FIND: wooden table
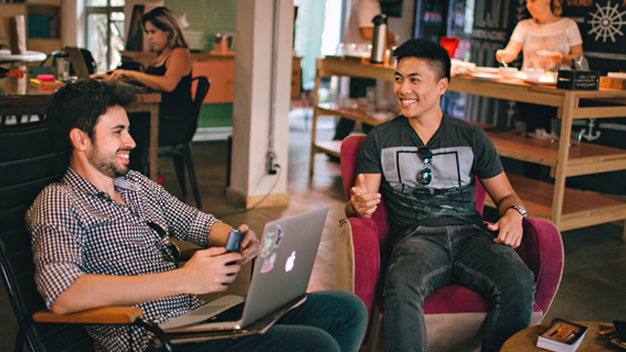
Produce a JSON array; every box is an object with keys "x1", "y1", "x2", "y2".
[
  {"x1": 310, "y1": 57, "x2": 626, "y2": 237},
  {"x1": 501, "y1": 321, "x2": 619, "y2": 351},
  {"x1": 0, "y1": 73, "x2": 162, "y2": 181}
]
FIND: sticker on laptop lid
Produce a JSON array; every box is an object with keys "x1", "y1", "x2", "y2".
[
  {"x1": 260, "y1": 222, "x2": 287, "y2": 257},
  {"x1": 261, "y1": 252, "x2": 277, "y2": 273}
]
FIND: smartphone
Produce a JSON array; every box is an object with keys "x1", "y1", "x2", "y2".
[
  {"x1": 224, "y1": 230, "x2": 245, "y2": 272},
  {"x1": 614, "y1": 320, "x2": 626, "y2": 343},
  {"x1": 225, "y1": 230, "x2": 245, "y2": 253}
]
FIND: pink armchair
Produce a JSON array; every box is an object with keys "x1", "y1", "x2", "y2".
[{"x1": 336, "y1": 135, "x2": 564, "y2": 351}]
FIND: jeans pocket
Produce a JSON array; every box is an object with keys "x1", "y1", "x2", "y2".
[{"x1": 394, "y1": 225, "x2": 422, "y2": 247}]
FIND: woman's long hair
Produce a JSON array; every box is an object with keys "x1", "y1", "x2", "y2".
[
  {"x1": 141, "y1": 7, "x2": 189, "y2": 53},
  {"x1": 551, "y1": 0, "x2": 563, "y2": 16}
]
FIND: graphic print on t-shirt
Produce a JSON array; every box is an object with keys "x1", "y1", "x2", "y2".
[{"x1": 381, "y1": 145, "x2": 474, "y2": 191}]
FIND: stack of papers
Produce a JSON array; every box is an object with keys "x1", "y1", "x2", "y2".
[
  {"x1": 537, "y1": 318, "x2": 588, "y2": 352},
  {"x1": 29, "y1": 78, "x2": 65, "y2": 88},
  {"x1": 607, "y1": 72, "x2": 626, "y2": 80}
]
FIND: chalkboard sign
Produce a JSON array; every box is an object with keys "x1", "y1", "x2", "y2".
[{"x1": 562, "y1": 0, "x2": 626, "y2": 75}]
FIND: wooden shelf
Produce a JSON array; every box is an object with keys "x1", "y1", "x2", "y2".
[
  {"x1": 0, "y1": 0, "x2": 62, "y2": 54},
  {"x1": 316, "y1": 103, "x2": 395, "y2": 126},
  {"x1": 484, "y1": 130, "x2": 626, "y2": 175},
  {"x1": 313, "y1": 141, "x2": 343, "y2": 157},
  {"x1": 485, "y1": 174, "x2": 626, "y2": 231}
]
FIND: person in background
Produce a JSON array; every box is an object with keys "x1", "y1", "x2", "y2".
[
  {"x1": 94, "y1": 7, "x2": 194, "y2": 173},
  {"x1": 496, "y1": 0, "x2": 582, "y2": 133},
  {"x1": 346, "y1": 38, "x2": 535, "y2": 352},
  {"x1": 27, "y1": 79, "x2": 368, "y2": 352},
  {"x1": 333, "y1": 0, "x2": 397, "y2": 144}
]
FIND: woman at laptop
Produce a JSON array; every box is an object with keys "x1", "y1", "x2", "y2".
[{"x1": 93, "y1": 6, "x2": 193, "y2": 172}]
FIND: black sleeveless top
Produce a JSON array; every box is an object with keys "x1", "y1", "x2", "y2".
[{"x1": 145, "y1": 56, "x2": 193, "y2": 146}]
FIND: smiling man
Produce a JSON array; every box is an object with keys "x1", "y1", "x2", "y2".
[
  {"x1": 345, "y1": 39, "x2": 536, "y2": 352},
  {"x1": 27, "y1": 80, "x2": 367, "y2": 352}
]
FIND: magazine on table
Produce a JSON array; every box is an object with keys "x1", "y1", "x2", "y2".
[{"x1": 536, "y1": 318, "x2": 588, "y2": 352}]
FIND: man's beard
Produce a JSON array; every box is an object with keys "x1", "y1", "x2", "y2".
[{"x1": 88, "y1": 145, "x2": 131, "y2": 178}]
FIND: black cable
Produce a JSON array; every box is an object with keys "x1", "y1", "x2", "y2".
[{"x1": 218, "y1": 164, "x2": 282, "y2": 219}]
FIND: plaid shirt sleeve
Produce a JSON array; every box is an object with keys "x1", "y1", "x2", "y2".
[
  {"x1": 146, "y1": 177, "x2": 221, "y2": 248},
  {"x1": 27, "y1": 184, "x2": 86, "y2": 310}
]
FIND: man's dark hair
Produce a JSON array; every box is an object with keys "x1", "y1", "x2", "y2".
[
  {"x1": 393, "y1": 38, "x2": 451, "y2": 82},
  {"x1": 46, "y1": 80, "x2": 136, "y2": 156}
]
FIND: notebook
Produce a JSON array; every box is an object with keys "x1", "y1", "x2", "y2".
[
  {"x1": 65, "y1": 46, "x2": 91, "y2": 80},
  {"x1": 159, "y1": 207, "x2": 329, "y2": 341}
]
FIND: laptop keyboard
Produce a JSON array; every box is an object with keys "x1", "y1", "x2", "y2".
[{"x1": 200, "y1": 301, "x2": 245, "y2": 324}]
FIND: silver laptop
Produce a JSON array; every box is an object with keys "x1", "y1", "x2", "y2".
[
  {"x1": 65, "y1": 46, "x2": 91, "y2": 80},
  {"x1": 159, "y1": 207, "x2": 329, "y2": 335}
]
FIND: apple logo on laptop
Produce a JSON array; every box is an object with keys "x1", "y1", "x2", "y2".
[{"x1": 285, "y1": 251, "x2": 296, "y2": 272}]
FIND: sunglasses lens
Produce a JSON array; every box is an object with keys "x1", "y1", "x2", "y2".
[
  {"x1": 167, "y1": 242, "x2": 181, "y2": 263},
  {"x1": 419, "y1": 167, "x2": 432, "y2": 185}
]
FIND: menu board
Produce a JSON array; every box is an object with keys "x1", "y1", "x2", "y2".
[{"x1": 562, "y1": 0, "x2": 626, "y2": 74}]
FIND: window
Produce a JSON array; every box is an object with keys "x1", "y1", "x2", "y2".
[{"x1": 85, "y1": 0, "x2": 125, "y2": 72}]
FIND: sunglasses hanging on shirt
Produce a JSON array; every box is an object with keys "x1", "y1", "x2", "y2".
[
  {"x1": 417, "y1": 147, "x2": 433, "y2": 186},
  {"x1": 147, "y1": 221, "x2": 181, "y2": 264}
]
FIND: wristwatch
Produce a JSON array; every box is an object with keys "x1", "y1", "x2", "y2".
[{"x1": 507, "y1": 205, "x2": 527, "y2": 218}]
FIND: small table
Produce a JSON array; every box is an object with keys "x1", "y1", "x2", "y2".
[{"x1": 501, "y1": 321, "x2": 619, "y2": 351}]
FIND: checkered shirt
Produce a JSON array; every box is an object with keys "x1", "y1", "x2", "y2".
[{"x1": 26, "y1": 168, "x2": 221, "y2": 352}]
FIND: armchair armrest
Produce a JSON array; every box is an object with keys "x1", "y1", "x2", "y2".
[
  {"x1": 336, "y1": 217, "x2": 381, "y2": 318},
  {"x1": 33, "y1": 306, "x2": 175, "y2": 352},
  {"x1": 517, "y1": 217, "x2": 564, "y2": 314},
  {"x1": 33, "y1": 307, "x2": 143, "y2": 324}
]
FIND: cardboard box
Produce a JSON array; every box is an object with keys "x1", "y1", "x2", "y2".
[{"x1": 600, "y1": 76, "x2": 626, "y2": 90}]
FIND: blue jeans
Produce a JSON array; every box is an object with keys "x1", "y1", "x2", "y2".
[
  {"x1": 152, "y1": 290, "x2": 367, "y2": 352},
  {"x1": 383, "y1": 224, "x2": 535, "y2": 352}
]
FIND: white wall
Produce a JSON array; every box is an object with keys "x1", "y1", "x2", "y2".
[{"x1": 229, "y1": 0, "x2": 292, "y2": 205}]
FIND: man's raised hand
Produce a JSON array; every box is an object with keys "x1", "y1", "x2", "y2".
[{"x1": 348, "y1": 174, "x2": 381, "y2": 218}]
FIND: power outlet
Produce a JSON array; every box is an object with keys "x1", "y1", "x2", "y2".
[{"x1": 266, "y1": 151, "x2": 278, "y2": 175}]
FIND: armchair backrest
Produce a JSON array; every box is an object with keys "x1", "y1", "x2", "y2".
[
  {"x1": 0, "y1": 121, "x2": 94, "y2": 351},
  {"x1": 340, "y1": 134, "x2": 487, "y2": 253}
]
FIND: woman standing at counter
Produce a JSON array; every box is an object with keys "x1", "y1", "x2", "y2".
[
  {"x1": 97, "y1": 6, "x2": 193, "y2": 172},
  {"x1": 496, "y1": 0, "x2": 583, "y2": 72},
  {"x1": 496, "y1": 0, "x2": 583, "y2": 178}
]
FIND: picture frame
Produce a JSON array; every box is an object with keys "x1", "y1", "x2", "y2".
[{"x1": 125, "y1": 4, "x2": 144, "y2": 51}]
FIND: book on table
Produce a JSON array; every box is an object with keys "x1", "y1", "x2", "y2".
[{"x1": 536, "y1": 318, "x2": 588, "y2": 352}]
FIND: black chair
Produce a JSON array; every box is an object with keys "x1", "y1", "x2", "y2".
[
  {"x1": 0, "y1": 121, "x2": 173, "y2": 352},
  {"x1": 156, "y1": 76, "x2": 210, "y2": 209}
]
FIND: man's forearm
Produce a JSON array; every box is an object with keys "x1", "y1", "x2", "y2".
[
  {"x1": 51, "y1": 270, "x2": 187, "y2": 314},
  {"x1": 497, "y1": 194, "x2": 524, "y2": 217},
  {"x1": 345, "y1": 202, "x2": 356, "y2": 218},
  {"x1": 207, "y1": 222, "x2": 235, "y2": 247}
]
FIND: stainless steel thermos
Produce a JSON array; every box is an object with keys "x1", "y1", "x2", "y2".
[{"x1": 370, "y1": 14, "x2": 387, "y2": 64}]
